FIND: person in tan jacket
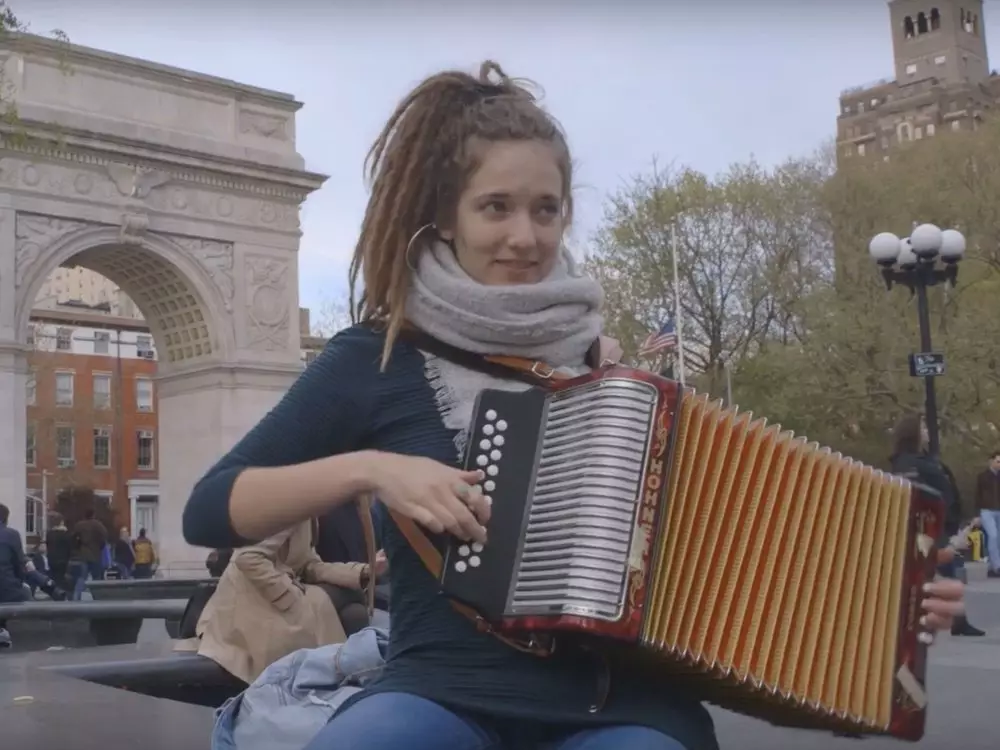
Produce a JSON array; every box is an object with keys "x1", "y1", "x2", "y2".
[{"x1": 192, "y1": 518, "x2": 385, "y2": 685}]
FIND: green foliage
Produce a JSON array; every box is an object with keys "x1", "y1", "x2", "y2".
[{"x1": 589, "y1": 121, "x2": 1000, "y2": 501}]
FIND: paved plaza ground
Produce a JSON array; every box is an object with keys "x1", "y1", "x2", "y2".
[{"x1": 5, "y1": 571, "x2": 999, "y2": 748}]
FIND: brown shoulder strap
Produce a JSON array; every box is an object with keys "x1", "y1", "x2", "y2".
[{"x1": 356, "y1": 495, "x2": 377, "y2": 618}]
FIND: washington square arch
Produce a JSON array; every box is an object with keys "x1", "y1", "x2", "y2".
[{"x1": 0, "y1": 34, "x2": 326, "y2": 567}]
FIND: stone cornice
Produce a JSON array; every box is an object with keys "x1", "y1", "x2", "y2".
[
  {"x1": 2, "y1": 131, "x2": 327, "y2": 202},
  {"x1": 4, "y1": 33, "x2": 303, "y2": 113}
]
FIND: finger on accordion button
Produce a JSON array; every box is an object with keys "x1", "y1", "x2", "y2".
[
  {"x1": 472, "y1": 542, "x2": 484, "y2": 553},
  {"x1": 484, "y1": 496, "x2": 493, "y2": 506}
]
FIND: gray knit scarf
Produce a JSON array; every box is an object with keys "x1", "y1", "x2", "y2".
[{"x1": 404, "y1": 239, "x2": 604, "y2": 457}]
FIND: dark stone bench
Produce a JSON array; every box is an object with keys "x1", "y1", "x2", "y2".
[
  {"x1": 43, "y1": 650, "x2": 247, "y2": 708},
  {"x1": 88, "y1": 577, "x2": 215, "y2": 601},
  {"x1": 0, "y1": 599, "x2": 188, "y2": 651}
]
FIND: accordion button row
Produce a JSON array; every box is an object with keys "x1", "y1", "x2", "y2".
[{"x1": 455, "y1": 412, "x2": 509, "y2": 574}]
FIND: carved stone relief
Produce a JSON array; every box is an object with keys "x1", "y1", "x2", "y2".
[
  {"x1": 168, "y1": 235, "x2": 235, "y2": 312},
  {"x1": 14, "y1": 213, "x2": 95, "y2": 287},
  {"x1": 0, "y1": 155, "x2": 302, "y2": 234},
  {"x1": 244, "y1": 254, "x2": 290, "y2": 351},
  {"x1": 238, "y1": 109, "x2": 289, "y2": 141}
]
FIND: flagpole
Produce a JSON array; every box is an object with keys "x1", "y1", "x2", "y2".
[{"x1": 671, "y1": 222, "x2": 686, "y2": 387}]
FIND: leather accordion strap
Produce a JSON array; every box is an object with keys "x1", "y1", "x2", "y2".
[
  {"x1": 355, "y1": 494, "x2": 378, "y2": 618},
  {"x1": 388, "y1": 328, "x2": 577, "y2": 656}
]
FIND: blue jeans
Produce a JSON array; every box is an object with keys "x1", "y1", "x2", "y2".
[
  {"x1": 69, "y1": 561, "x2": 106, "y2": 600},
  {"x1": 303, "y1": 692, "x2": 687, "y2": 750},
  {"x1": 980, "y1": 509, "x2": 1000, "y2": 572}
]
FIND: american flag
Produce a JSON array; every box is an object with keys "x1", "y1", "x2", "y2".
[{"x1": 638, "y1": 319, "x2": 678, "y2": 358}]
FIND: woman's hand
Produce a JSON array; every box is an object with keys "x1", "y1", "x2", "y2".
[
  {"x1": 922, "y1": 547, "x2": 966, "y2": 641},
  {"x1": 362, "y1": 452, "x2": 490, "y2": 544}
]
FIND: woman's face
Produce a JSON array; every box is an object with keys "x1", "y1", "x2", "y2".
[{"x1": 443, "y1": 140, "x2": 566, "y2": 286}]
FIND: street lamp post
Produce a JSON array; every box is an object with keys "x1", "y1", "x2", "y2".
[{"x1": 868, "y1": 223, "x2": 967, "y2": 457}]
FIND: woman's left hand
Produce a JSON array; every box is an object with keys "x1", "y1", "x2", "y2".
[
  {"x1": 923, "y1": 548, "x2": 965, "y2": 638},
  {"x1": 373, "y1": 549, "x2": 389, "y2": 578}
]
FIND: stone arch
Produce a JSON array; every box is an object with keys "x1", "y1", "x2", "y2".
[{"x1": 16, "y1": 222, "x2": 235, "y2": 368}]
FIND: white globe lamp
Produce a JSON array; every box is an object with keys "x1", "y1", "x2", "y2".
[
  {"x1": 939, "y1": 229, "x2": 966, "y2": 263},
  {"x1": 910, "y1": 223, "x2": 943, "y2": 260},
  {"x1": 897, "y1": 237, "x2": 918, "y2": 268},
  {"x1": 868, "y1": 232, "x2": 901, "y2": 265}
]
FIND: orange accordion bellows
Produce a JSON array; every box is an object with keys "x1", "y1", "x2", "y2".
[{"x1": 440, "y1": 367, "x2": 945, "y2": 741}]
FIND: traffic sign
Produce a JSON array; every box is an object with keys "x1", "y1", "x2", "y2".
[{"x1": 909, "y1": 352, "x2": 945, "y2": 378}]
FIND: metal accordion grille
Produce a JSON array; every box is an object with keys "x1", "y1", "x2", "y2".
[{"x1": 507, "y1": 378, "x2": 658, "y2": 619}]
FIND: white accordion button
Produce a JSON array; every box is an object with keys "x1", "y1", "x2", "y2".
[
  {"x1": 485, "y1": 409, "x2": 497, "y2": 421},
  {"x1": 455, "y1": 561, "x2": 468, "y2": 573},
  {"x1": 458, "y1": 545, "x2": 470, "y2": 557},
  {"x1": 496, "y1": 419, "x2": 508, "y2": 432},
  {"x1": 486, "y1": 465, "x2": 498, "y2": 477},
  {"x1": 484, "y1": 480, "x2": 495, "y2": 492},
  {"x1": 469, "y1": 556, "x2": 481, "y2": 568},
  {"x1": 493, "y1": 435, "x2": 505, "y2": 447},
  {"x1": 476, "y1": 454, "x2": 488, "y2": 467},
  {"x1": 482, "y1": 424, "x2": 495, "y2": 436},
  {"x1": 472, "y1": 542, "x2": 484, "y2": 553},
  {"x1": 479, "y1": 438, "x2": 491, "y2": 450},
  {"x1": 490, "y1": 449, "x2": 502, "y2": 461}
]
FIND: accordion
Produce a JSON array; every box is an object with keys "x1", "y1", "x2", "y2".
[{"x1": 440, "y1": 366, "x2": 943, "y2": 741}]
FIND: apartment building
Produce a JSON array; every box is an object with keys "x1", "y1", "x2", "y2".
[{"x1": 837, "y1": 0, "x2": 999, "y2": 163}]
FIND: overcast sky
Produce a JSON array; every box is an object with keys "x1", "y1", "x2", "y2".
[{"x1": 20, "y1": 0, "x2": 1000, "y2": 314}]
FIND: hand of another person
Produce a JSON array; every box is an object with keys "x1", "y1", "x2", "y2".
[
  {"x1": 366, "y1": 452, "x2": 490, "y2": 544},
  {"x1": 922, "y1": 547, "x2": 965, "y2": 640},
  {"x1": 373, "y1": 549, "x2": 389, "y2": 578}
]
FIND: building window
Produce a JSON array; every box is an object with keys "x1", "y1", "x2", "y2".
[
  {"x1": 952, "y1": 119, "x2": 962, "y2": 131},
  {"x1": 930, "y1": 8, "x2": 941, "y2": 31},
  {"x1": 915, "y1": 126, "x2": 924, "y2": 139},
  {"x1": 93, "y1": 426, "x2": 112, "y2": 469},
  {"x1": 56, "y1": 425, "x2": 75, "y2": 466},
  {"x1": 137, "y1": 430, "x2": 155, "y2": 470},
  {"x1": 56, "y1": 328, "x2": 72, "y2": 351},
  {"x1": 906, "y1": 63, "x2": 918, "y2": 76},
  {"x1": 904, "y1": 15, "x2": 915, "y2": 38},
  {"x1": 25, "y1": 494, "x2": 44, "y2": 537},
  {"x1": 26, "y1": 324, "x2": 35, "y2": 348},
  {"x1": 94, "y1": 331, "x2": 110, "y2": 354},
  {"x1": 55, "y1": 371, "x2": 74, "y2": 406},
  {"x1": 857, "y1": 143, "x2": 866, "y2": 156},
  {"x1": 26, "y1": 423, "x2": 35, "y2": 466},
  {"x1": 935, "y1": 55, "x2": 946, "y2": 65},
  {"x1": 93, "y1": 374, "x2": 112, "y2": 410},
  {"x1": 136, "y1": 378, "x2": 154, "y2": 412},
  {"x1": 897, "y1": 122, "x2": 914, "y2": 142},
  {"x1": 917, "y1": 12, "x2": 928, "y2": 34},
  {"x1": 927, "y1": 123, "x2": 936, "y2": 136},
  {"x1": 25, "y1": 369, "x2": 36, "y2": 406},
  {"x1": 136, "y1": 335, "x2": 153, "y2": 359}
]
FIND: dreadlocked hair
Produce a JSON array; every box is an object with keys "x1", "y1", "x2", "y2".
[{"x1": 348, "y1": 60, "x2": 574, "y2": 369}]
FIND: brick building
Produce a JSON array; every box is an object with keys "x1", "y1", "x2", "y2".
[
  {"x1": 24, "y1": 303, "x2": 160, "y2": 541},
  {"x1": 837, "y1": 0, "x2": 998, "y2": 164}
]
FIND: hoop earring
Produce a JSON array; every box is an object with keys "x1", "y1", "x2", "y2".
[{"x1": 405, "y1": 223, "x2": 437, "y2": 272}]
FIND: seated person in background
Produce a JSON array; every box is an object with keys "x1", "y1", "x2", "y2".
[
  {"x1": 205, "y1": 547, "x2": 233, "y2": 577},
  {"x1": 190, "y1": 517, "x2": 387, "y2": 685}
]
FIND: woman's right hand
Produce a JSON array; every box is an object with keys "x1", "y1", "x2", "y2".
[{"x1": 362, "y1": 452, "x2": 490, "y2": 544}]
